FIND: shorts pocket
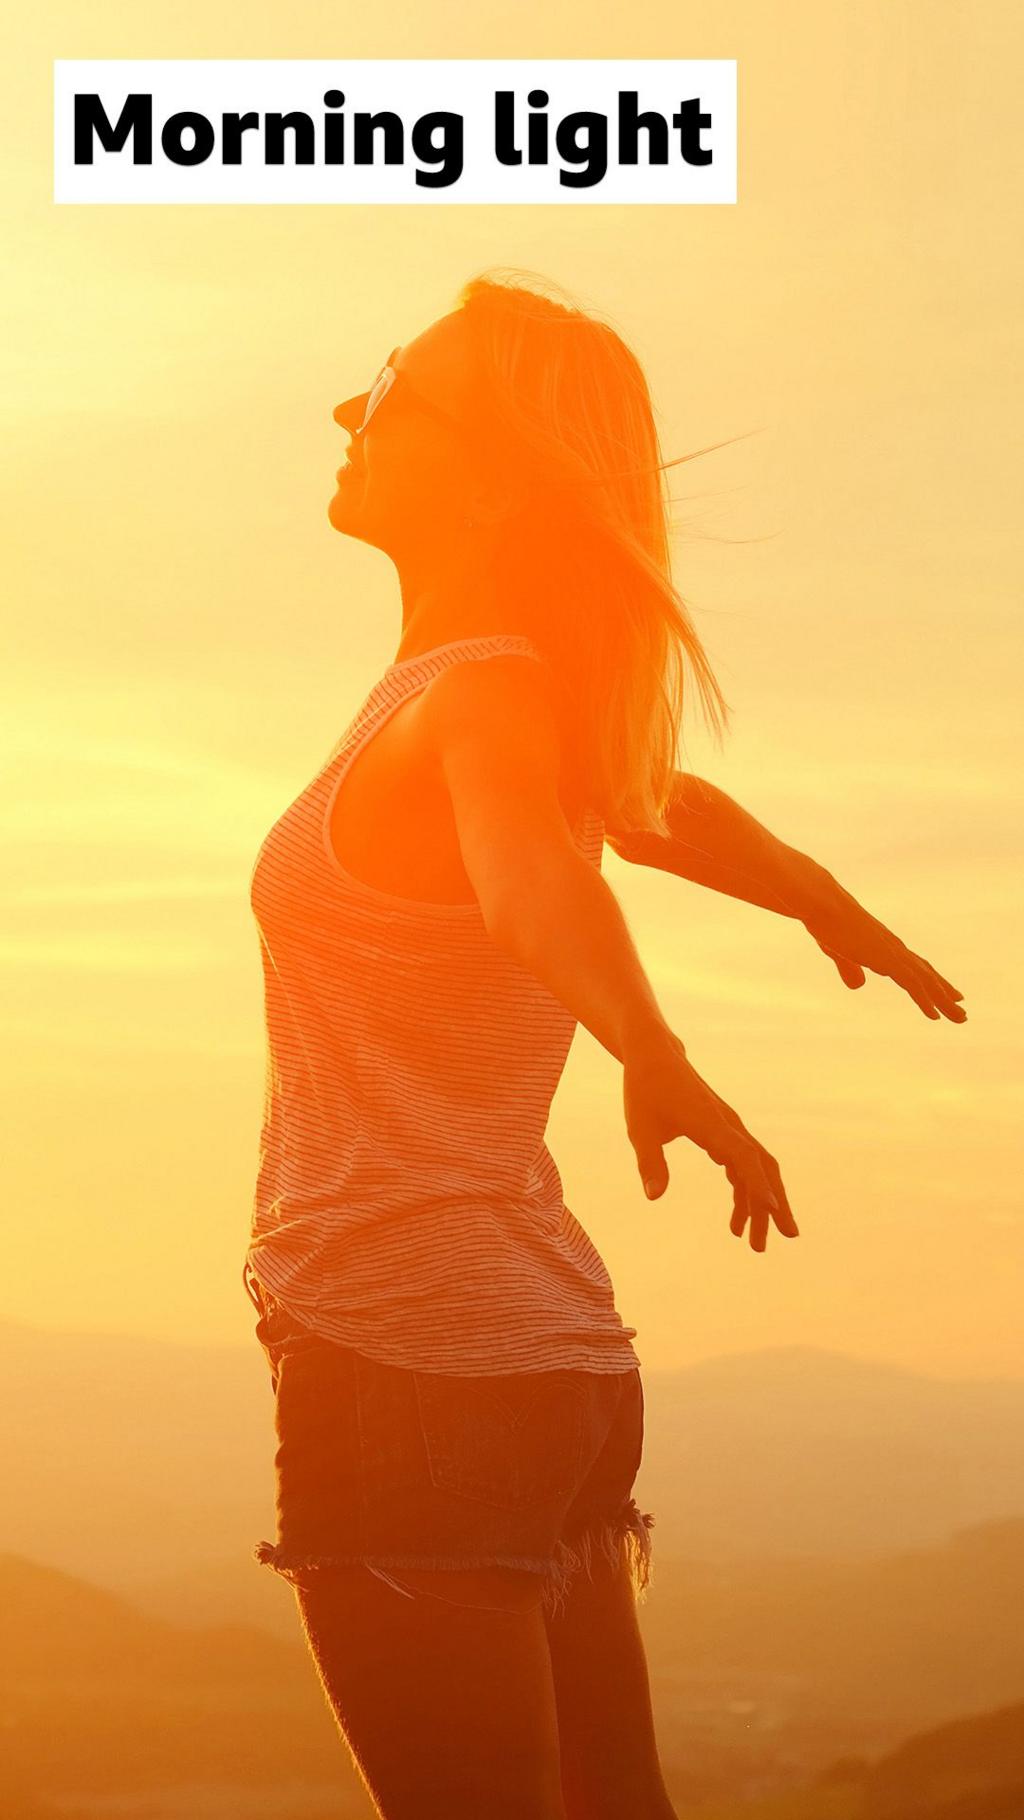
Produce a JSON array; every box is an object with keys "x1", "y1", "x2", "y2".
[
  {"x1": 412, "y1": 1371, "x2": 588, "y2": 1511},
  {"x1": 256, "y1": 1299, "x2": 325, "y2": 1378}
]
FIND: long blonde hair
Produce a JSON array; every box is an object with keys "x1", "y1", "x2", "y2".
[{"x1": 455, "y1": 268, "x2": 731, "y2": 838}]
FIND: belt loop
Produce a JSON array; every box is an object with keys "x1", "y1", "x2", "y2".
[{"x1": 242, "y1": 1259, "x2": 265, "y2": 1317}]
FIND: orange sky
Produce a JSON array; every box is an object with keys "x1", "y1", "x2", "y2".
[{"x1": 3, "y1": 2, "x2": 1020, "y2": 1375}]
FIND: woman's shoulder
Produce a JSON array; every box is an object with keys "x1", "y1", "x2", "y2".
[
  {"x1": 421, "y1": 648, "x2": 559, "y2": 747},
  {"x1": 421, "y1": 653, "x2": 600, "y2": 827}
]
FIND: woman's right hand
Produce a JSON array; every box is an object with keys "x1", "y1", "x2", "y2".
[{"x1": 623, "y1": 1025, "x2": 799, "y2": 1252}]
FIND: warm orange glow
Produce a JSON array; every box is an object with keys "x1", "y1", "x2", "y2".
[{"x1": 3, "y1": 3, "x2": 1017, "y2": 1396}]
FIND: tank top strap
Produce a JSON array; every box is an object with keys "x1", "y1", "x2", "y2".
[
  {"x1": 382, "y1": 633, "x2": 544, "y2": 680},
  {"x1": 320, "y1": 635, "x2": 545, "y2": 773},
  {"x1": 375, "y1": 634, "x2": 602, "y2": 854}
]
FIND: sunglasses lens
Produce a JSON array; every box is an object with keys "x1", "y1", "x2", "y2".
[{"x1": 359, "y1": 367, "x2": 394, "y2": 433}]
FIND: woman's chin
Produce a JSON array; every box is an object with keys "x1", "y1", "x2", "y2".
[
  {"x1": 327, "y1": 488, "x2": 358, "y2": 531},
  {"x1": 327, "y1": 491, "x2": 387, "y2": 551}
]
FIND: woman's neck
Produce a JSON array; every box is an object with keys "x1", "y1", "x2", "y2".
[{"x1": 391, "y1": 531, "x2": 530, "y2": 663}]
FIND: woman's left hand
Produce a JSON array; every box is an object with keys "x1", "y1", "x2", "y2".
[{"x1": 801, "y1": 884, "x2": 966, "y2": 1022}]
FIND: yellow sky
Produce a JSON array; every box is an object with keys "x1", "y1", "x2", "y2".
[{"x1": 3, "y1": 1, "x2": 1020, "y2": 1374}]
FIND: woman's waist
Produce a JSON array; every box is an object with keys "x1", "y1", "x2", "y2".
[
  {"x1": 250, "y1": 1179, "x2": 576, "y2": 1246},
  {"x1": 243, "y1": 1259, "x2": 639, "y2": 1379},
  {"x1": 245, "y1": 1219, "x2": 623, "y2": 1324}
]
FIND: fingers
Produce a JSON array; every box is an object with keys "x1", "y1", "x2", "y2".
[
  {"x1": 728, "y1": 1176, "x2": 793, "y2": 1252},
  {"x1": 834, "y1": 957, "x2": 867, "y2": 989},
  {"x1": 917, "y1": 956, "x2": 963, "y2": 1000},
  {"x1": 749, "y1": 1200, "x2": 770, "y2": 1254},
  {"x1": 870, "y1": 931, "x2": 966, "y2": 1022},
  {"x1": 909, "y1": 953, "x2": 967, "y2": 1021},
  {"x1": 760, "y1": 1152, "x2": 799, "y2": 1237},
  {"x1": 694, "y1": 1095, "x2": 797, "y2": 1244},
  {"x1": 835, "y1": 941, "x2": 966, "y2": 1022},
  {"x1": 901, "y1": 971, "x2": 942, "y2": 1019},
  {"x1": 891, "y1": 952, "x2": 967, "y2": 1022},
  {"x1": 631, "y1": 1131, "x2": 670, "y2": 1201},
  {"x1": 714, "y1": 1114, "x2": 799, "y2": 1246},
  {"x1": 697, "y1": 1094, "x2": 800, "y2": 1245},
  {"x1": 623, "y1": 1070, "x2": 673, "y2": 1201},
  {"x1": 729, "y1": 1183, "x2": 750, "y2": 1241},
  {"x1": 625, "y1": 1062, "x2": 798, "y2": 1248},
  {"x1": 814, "y1": 918, "x2": 967, "y2": 1023},
  {"x1": 817, "y1": 939, "x2": 866, "y2": 989},
  {"x1": 727, "y1": 1181, "x2": 768, "y2": 1252},
  {"x1": 722, "y1": 1134, "x2": 799, "y2": 1248}
]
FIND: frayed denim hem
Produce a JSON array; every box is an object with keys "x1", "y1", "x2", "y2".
[
  {"x1": 254, "y1": 1497, "x2": 654, "y2": 1615},
  {"x1": 542, "y1": 1496, "x2": 655, "y2": 1618},
  {"x1": 253, "y1": 1541, "x2": 555, "y2": 1600}
]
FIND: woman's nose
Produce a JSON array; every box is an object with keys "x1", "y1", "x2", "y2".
[{"x1": 334, "y1": 392, "x2": 369, "y2": 433}]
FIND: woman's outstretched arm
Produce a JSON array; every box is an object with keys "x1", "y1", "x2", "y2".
[
  {"x1": 609, "y1": 773, "x2": 967, "y2": 1025},
  {"x1": 606, "y1": 772, "x2": 826, "y2": 919},
  {"x1": 422, "y1": 656, "x2": 799, "y2": 1252}
]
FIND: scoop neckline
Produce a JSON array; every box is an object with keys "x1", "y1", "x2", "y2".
[{"x1": 384, "y1": 634, "x2": 538, "y2": 674}]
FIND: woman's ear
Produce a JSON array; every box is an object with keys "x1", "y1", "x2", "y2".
[{"x1": 469, "y1": 472, "x2": 532, "y2": 528}]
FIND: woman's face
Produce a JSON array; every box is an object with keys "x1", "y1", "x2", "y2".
[{"x1": 328, "y1": 311, "x2": 500, "y2": 560}]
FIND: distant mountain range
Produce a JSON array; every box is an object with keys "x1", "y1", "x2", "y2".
[
  {"x1": 0, "y1": 1553, "x2": 370, "y2": 1819},
  {"x1": 3, "y1": 1315, "x2": 1021, "y2": 1611},
  {"x1": 857, "y1": 1699, "x2": 1024, "y2": 1819},
  {"x1": 2, "y1": 1547, "x2": 1022, "y2": 1819},
  {"x1": 640, "y1": 1513, "x2": 1024, "y2": 1798},
  {"x1": 4, "y1": 1311, "x2": 1023, "y2": 1812},
  {"x1": 639, "y1": 1343, "x2": 1024, "y2": 1561}
]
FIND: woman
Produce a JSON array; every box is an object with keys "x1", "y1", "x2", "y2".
[{"x1": 243, "y1": 270, "x2": 965, "y2": 1820}]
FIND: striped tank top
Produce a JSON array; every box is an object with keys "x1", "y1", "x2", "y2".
[{"x1": 244, "y1": 633, "x2": 641, "y2": 1377}]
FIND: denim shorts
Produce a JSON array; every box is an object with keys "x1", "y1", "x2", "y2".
[{"x1": 244, "y1": 1263, "x2": 654, "y2": 1617}]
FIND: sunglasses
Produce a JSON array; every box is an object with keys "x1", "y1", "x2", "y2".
[{"x1": 336, "y1": 348, "x2": 468, "y2": 440}]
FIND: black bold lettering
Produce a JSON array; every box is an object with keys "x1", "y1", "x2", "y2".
[
  {"x1": 74, "y1": 92, "x2": 152, "y2": 164},
  {"x1": 265, "y1": 111, "x2": 316, "y2": 166},
  {"x1": 672, "y1": 98, "x2": 713, "y2": 166},
  {"x1": 412, "y1": 111, "x2": 463, "y2": 189},
  {"x1": 323, "y1": 91, "x2": 345, "y2": 165},
  {"x1": 527, "y1": 91, "x2": 548, "y2": 165},
  {"x1": 618, "y1": 92, "x2": 669, "y2": 164},
  {"x1": 494, "y1": 91, "x2": 521, "y2": 166},
  {"x1": 161, "y1": 111, "x2": 215, "y2": 166},
  {"x1": 556, "y1": 112, "x2": 607, "y2": 189},
  {"x1": 352, "y1": 111, "x2": 404, "y2": 165},
  {"x1": 222, "y1": 112, "x2": 260, "y2": 165}
]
